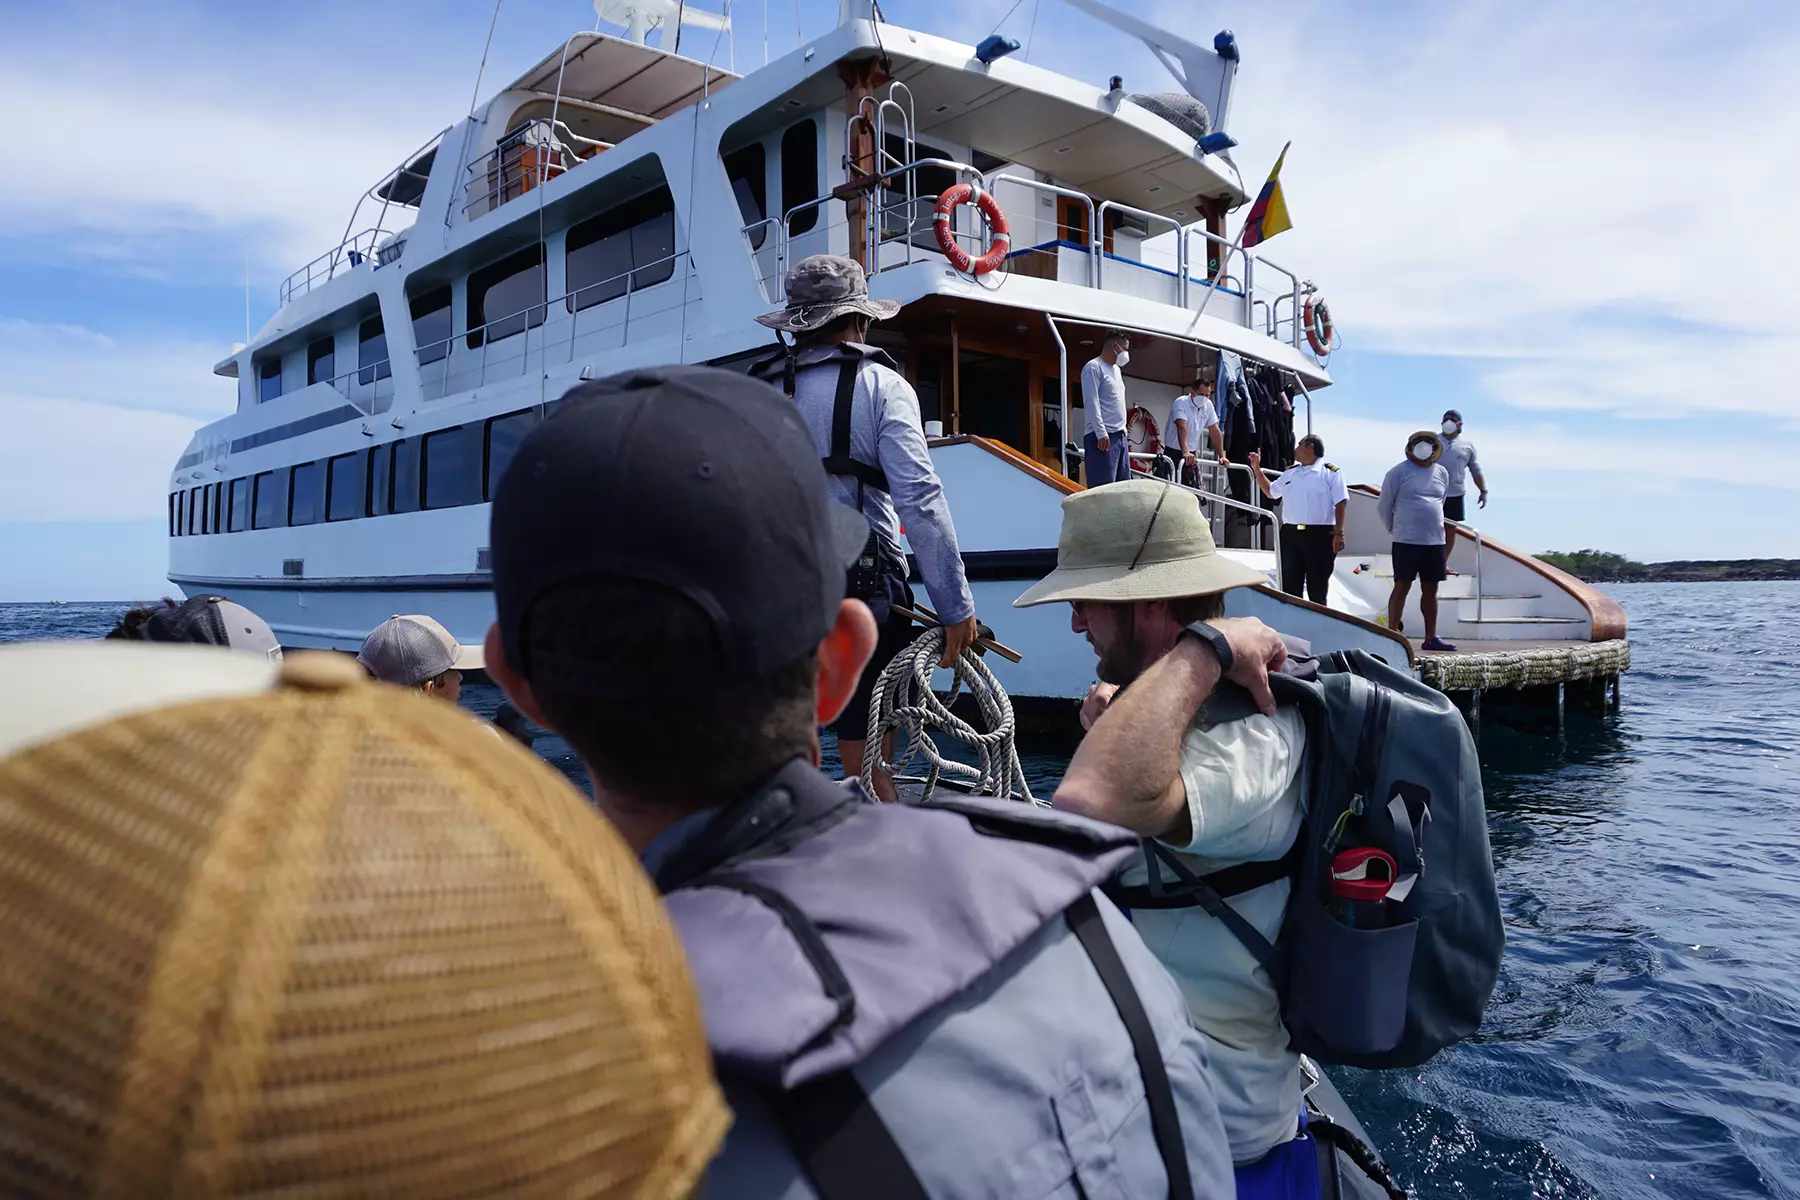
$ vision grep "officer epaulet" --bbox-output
[1325,462,1340,472]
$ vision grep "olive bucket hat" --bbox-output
[754,254,901,333]
[1014,478,1269,608]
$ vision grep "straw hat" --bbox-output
[0,641,727,1199]
[1013,478,1269,608]
[1405,430,1444,465]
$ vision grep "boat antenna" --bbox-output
[794,0,802,49]
[467,0,505,117]
[762,0,768,64]
[243,236,250,344]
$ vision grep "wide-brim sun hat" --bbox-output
[1407,430,1445,465]
[754,253,901,332]
[0,640,728,1198]
[1014,478,1269,608]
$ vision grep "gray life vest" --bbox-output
[655,759,1199,1200]
[1111,648,1503,1071]
[750,341,896,495]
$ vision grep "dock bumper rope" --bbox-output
[1418,638,1631,692]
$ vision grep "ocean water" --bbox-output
[3,581,1797,1198]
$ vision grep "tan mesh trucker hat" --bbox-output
[0,641,727,1199]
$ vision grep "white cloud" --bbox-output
[0,394,204,522]
[0,318,235,420]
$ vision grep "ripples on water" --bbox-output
[4,581,1798,1198]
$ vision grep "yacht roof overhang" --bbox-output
[501,33,739,122]
[743,21,1246,220]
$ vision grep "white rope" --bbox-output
[861,628,1040,805]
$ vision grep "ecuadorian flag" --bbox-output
[1240,142,1293,249]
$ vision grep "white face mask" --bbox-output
[1113,349,1130,368]
[1441,420,1460,436]
[1410,440,1435,462]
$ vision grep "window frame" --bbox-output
[171,491,182,537]
[484,409,539,499]
[326,452,363,522]
[288,461,321,527]
[466,245,547,349]
[252,470,285,530]
[565,186,678,312]
[410,287,454,366]
[258,357,283,403]
[228,477,250,532]
[781,119,820,235]
[307,336,336,387]
[389,438,421,514]
[358,316,391,384]
[422,424,482,510]
[725,143,768,248]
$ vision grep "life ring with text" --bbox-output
[933,184,1011,275]
[1127,406,1161,471]
[1303,294,1335,356]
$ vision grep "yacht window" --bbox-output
[228,477,250,532]
[252,470,285,529]
[187,487,202,536]
[725,144,767,248]
[367,445,390,515]
[390,438,421,514]
[307,337,335,386]
[212,483,224,533]
[467,246,546,348]
[258,358,283,403]
[411,287,453,366]
[288,461,321,526]
[327,452,363,521]
[423,425,481,509]
[566,188,677,311]
[358,316,391,384]
[485,409,538,498]
[199,485,212,535]
[781,120,820,235]
[171,491,182,537]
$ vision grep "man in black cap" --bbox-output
[105,594,283,660]
[749,253,976,800]
[482,365,1239,1199]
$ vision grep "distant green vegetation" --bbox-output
[1539,551,1800,582]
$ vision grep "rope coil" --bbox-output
[862,628,1039,806]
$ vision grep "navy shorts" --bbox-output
[832,582,917,742]
[1392,541,1448,584]
[1444,494,1466,523]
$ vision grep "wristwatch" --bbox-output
[1181,620,1234,675]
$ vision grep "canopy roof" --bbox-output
[499,33,738,121]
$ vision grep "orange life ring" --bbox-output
[1303,294,1334,356]
[1127,406,1161,471]
[933,184,1010,275]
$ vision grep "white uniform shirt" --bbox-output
[1167,394,1219,454]
[1080,358,1127,437]
[1269,460,1347,526]
[1116,706,1307,1163]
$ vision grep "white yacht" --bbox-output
[167,0,1625,708]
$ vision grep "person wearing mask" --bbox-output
[104,593,283,660]
[1165,378,1229,488]
[1248,434,1347,605]
[751,255,977,801]
[1439,409,1488,524]
[356,613,475,703]
[1012,479,1324,1190]
[1379,431,1456,651]
[484,366,1238,1199]
[1081,329,1132,486]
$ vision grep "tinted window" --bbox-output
[368,444,391,515]
[211,483,224,533]
[358,316,391,384]
[187,487,202,535]
[468,246,545,348]
[327,452,363,521]
[725,144,767,248]
[307,337,335,386]
[258,358,283,403]
[288,461,321,526]
[411,287,453,365]
[171,491,182,537]
[485,409,538,497]
[252,471,285,529]
[423,425,481,509]
[390,438,421,513]
[566,188,677,311]
[229,477,250,531]
[781,120,819,235]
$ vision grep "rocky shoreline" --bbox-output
[1539,551,1800,583]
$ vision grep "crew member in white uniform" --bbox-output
[1165,378,1229,488]
[1250,433,1347,604]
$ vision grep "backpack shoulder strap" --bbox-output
[1065,892,1194,1200]
[820,349,891,494]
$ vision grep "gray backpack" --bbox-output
[1112,648,1504,1069]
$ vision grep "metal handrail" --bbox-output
[279,228,387,303]
[1446,519,1485,624]
[1094,199,1187,300]
[1125,451,1281,561]
[462,117,609,217]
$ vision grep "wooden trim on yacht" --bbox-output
[1252,584,1417,667]
[929,434,1083,496]
[1346,484,1628,642]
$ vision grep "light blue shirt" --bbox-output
[1441,436,1481,497]
[1378,460,1449,546]
[1080,357,1127,437]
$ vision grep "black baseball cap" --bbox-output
[489,366,871,698]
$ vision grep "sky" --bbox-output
[1,0,1795,601]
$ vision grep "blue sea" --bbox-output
[3,581,1797,1198]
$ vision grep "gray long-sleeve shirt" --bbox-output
[1378,459,1449,546]
[1441,435,1481,498]
[787,349,976,624]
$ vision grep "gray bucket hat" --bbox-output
[755,254,902,332]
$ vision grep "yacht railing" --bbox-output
[1126,450,1281,560]
[410,250,693,398]
[280,127,446,304]
[1446,519,1485,624]
[462,118,612,218]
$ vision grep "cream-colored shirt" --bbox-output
[1117,705,1306,1163]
